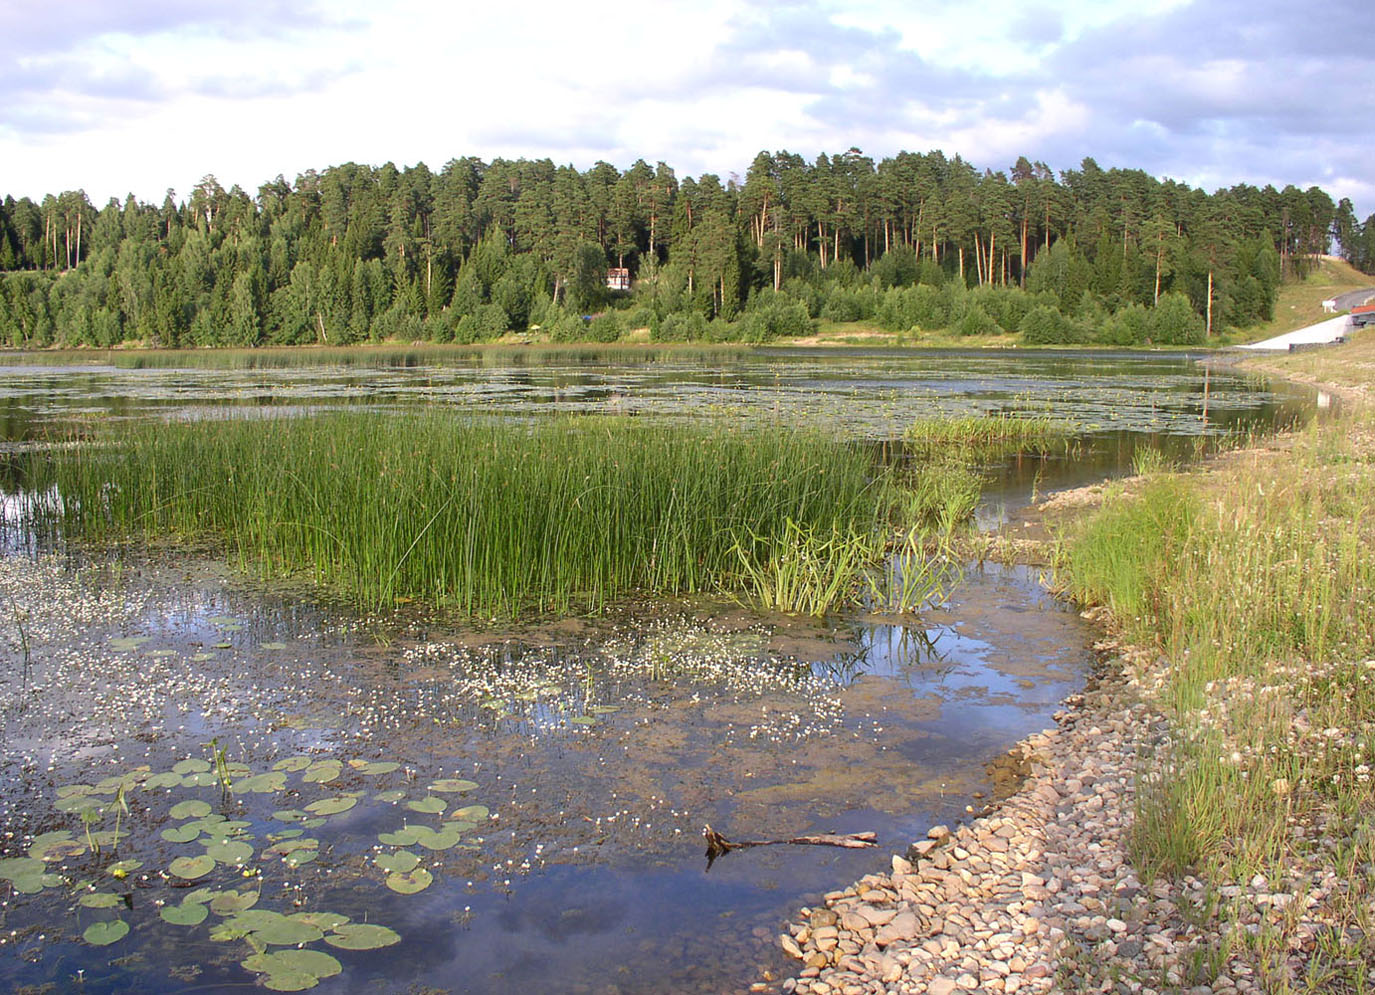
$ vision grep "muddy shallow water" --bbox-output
[0,347,1321,993]
[0,553,1089,994]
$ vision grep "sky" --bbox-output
[3,0,1373,218]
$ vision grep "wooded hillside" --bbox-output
[1,150,1368,348]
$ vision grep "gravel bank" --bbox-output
[774,626,1373,994]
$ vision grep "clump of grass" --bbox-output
[884,459,983,535]
[22,413,972,618]
[904,413,1072,459]
[1058,408,1375,979]
[730,520,881,617]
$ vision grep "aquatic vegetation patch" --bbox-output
[20,412,937,617]
[904,412,1073,458]
[0,744,499,990]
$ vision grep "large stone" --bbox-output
[874,911,920,948]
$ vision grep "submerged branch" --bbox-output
[702,823,877,868]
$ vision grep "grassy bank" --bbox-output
[19,414,974,618]
[1056,341,1375,988]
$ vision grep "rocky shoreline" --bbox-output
[774,624,1363,994]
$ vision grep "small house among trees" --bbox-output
[606,267,630,292]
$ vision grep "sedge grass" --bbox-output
[904,413,1072,459]
[22,413,972,618]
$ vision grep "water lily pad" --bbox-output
[205,839,254,865]
[266,838,319,856]
[108,636,150,651]
[268,829,304,842]
[301,818,326,829]
[181,771,220,787]
[283,849,318,868]
[452,804,490,822]
[303,761,342,784]
[445,821,477,834]
[172,758,212,775]
[406,796,446,815]
[410,826,463,851]
[161,824,201,844]
[169,855,215,880]
[385,868,433,894]
[209,889,259,914]
[83,920,129,946]
[374,789,407,803]
[56,795,104,815]
[30,837,85,862]
[56,783,94,798]
[236,772,288,793]
[243,949,341,990]
[373,850,420,874]
[106,859,142,878]
[182,815,230,834]
[350,760,400,775]
[255,918,324,946]
[227,909,289,931]
[0,857,44,880]
[11,873,55,894]
[290,911,349,931]
[247,949,342,978]
[428,779,477,793]
[160,902,210,926]
[212,641,233,649]
[143,771,183,790]
[261,971,317,992]
[79,891,123,909]
[304,796,357,817]
[324,923,401,950]
[190,652,216,662]
[273,756,313,772]
[260,641,287,650]
[272,808,310,823]
[377,826,423,847]
[209,922,251,942]
[588,705,621,714]
[170,800,213,819]
[569,716,598,726]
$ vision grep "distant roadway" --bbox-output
[1241,285,1375,351]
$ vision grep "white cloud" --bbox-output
[0,0,1371,218]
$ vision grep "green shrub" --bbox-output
[956,303,1001,336]
[1021,304,1074,344]
[1151,292,1205,345]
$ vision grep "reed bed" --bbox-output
[904,412,1072,458]
[1057,410,1375,986]
[21,413,971,617]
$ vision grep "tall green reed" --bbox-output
[25,412,964,618]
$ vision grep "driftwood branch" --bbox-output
[702,823,877,868]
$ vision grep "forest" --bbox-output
[1,149,1371,349]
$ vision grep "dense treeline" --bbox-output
[0,150,1364,349]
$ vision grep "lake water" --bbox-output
[0,347,1315,993]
